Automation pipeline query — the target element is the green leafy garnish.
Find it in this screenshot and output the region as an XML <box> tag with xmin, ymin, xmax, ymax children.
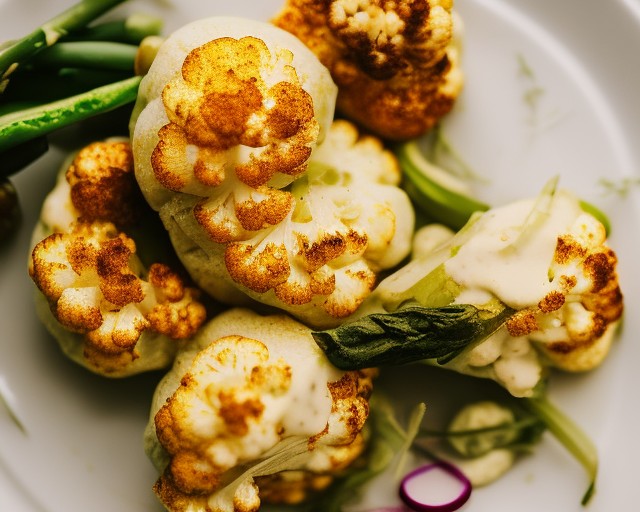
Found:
<box><xmin>312</xmin><ymin>303</ymin><xmax>515</xmax><ymax>370</ymax></box>
<box><xmin>598</xmin><ymin>176</ymin><xmax>640</xmax><ymax>198</ymax></box>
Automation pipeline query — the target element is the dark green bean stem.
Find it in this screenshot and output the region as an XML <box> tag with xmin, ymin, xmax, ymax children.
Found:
<box><xmin>29</xmin><ymin>41</ymin><xmax>138</xmax><ymax>71</ymax></box>
<box><xmin>0</xmin><ymin>75</ymin><xmax>141</xmax><ymax>162</ymax></box>
<box><xmin>0</xmin><ymin>68</ymin><xmax>131</xmax><ymax>103</ymax></box>
<box><xmin>61</xmin><ymin>13</ymin><xmax>163</xmax><ymax>44</ymax></box>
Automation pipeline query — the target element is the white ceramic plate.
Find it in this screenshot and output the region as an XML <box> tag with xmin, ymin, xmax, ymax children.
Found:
<box><xmin>1</xmin><ymin>0</ymin><xmax>639</xmax><ymax>511</ymax></box>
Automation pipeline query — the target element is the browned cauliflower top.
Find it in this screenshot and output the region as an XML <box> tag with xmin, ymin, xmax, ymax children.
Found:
<box><xmin>145</xmin><ymin>308</ymin><xmax>375</xmax><ymax>511</ymax></box>
<box><xmin>31</xmin><ymin>137</ymin><xmax>209</xmax><ymax>376</ymax></box>
<box><xmin>151</xmin><ymin>118</ymin><xmax>413</xmax><ymax>329</ymax></box>
<box><xmin>40</xmin><ymin>138</ymin><xmax>142</xmax><ymax>234</ymax></box>
<box><xmin>66</xmin><ymin>140</ymin><xmax>141</xmax><ymax>227</ymax></box>
<box><xmin>273</xmin><ymin>0</ymin><xmax>464</xmax><ymax>140</ymax></box>
<box><xmin>29</xmin><ymin>221</ymin><xmax>206</xmax><ymax>375</ymax></box>
<box><xmin>152</xmin><ymin>35</ymin><xmax>319</xmax><ymax>197</ymax></box>
<box><xmin>516</xmin><ymin>214</ymin><xmax>624</xmax><ymax>371</ymax></box>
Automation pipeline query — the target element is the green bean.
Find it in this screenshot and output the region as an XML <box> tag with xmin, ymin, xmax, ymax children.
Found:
<box><xmin>0</xmin><ymin>0</ymin><xmax>127</xmax><ymax>80</ymax></box>
<box><xmin>30</xmin><ymin>41</ymin><xmax>138</xmax><ymax>71</ymax></box>
<box><xmin>0</xmin><ymin>75</ymin><xmax>141</xmax><ymax>158</ymax></box>
<box><xmin>62</xmin><ymin>13</ymin><xmax>163</xmax><ymax>44</ymax></box>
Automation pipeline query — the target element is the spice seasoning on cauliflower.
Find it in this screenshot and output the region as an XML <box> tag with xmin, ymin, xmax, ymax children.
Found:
<box><xmin>29</xmin><ymin>139</ymin><xmax>207</xmax><ymax>377</ymax></box>
<box><xmin>130</xmin><ymin>16</ymin><xmax>414</xmax><ymax>329</ymax></box>
<box><xmin>39</xmin><ymin>138</ymin><xmax>141</xmax><ymax>235</ymax></box>
<box><xmin>129</xmin><ymin>16</ymin><xmax>337</xmax><ymax>211</ymax></box>
<box><xmin>272</xmin><ymin>0</ymin><xmax>464</xmax><ymax>140</ymax></box>
<box><xmin>144</xmin><ymin>307</ymin><xmax>375</xmax><ymax>512</ymax></box>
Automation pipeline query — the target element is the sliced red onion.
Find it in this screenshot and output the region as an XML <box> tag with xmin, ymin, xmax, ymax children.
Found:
<box><xmin>399</xmin><ymin>461</ymin><xmax>472</xmax><ymax>511</ymax></box>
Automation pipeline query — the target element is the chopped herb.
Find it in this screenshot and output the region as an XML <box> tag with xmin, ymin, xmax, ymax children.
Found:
<box><xmin>516</xmin><ymin>53</ymin><xmax>563</xmax><ymax>130</ymax></box>
<box><xmin>516</xmin><ymin>53</ymin><xmax>536</xmax><ymax>80</ymax></box>
<box><xmin>517</xmin><ymin>53</ymin><xmax>545</xmax><ymax>125</ymax></box>
<box><xmin>598</xmin><ymin>176</ymin><xmax>640</xmax><ymax>198</ymax></box>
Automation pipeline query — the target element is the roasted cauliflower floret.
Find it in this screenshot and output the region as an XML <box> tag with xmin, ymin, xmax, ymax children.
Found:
<box><xmin>130</xmin><ymin>16</ymin><xmax>337</xmax><ymax>211</ymax></box>
<box><xmin>443</xmin><ymin>209</ymin><xmax>623</xmax><ymax>395</ymax></box>
<box><xmin>29</xmin><ymin>139</ymin><xmax>207</xmax><ymax>377</ymax></box>
<box><xmin>159</xmin><ymin>119</ymin><xmax>414</xmax><ymax>328</ymax></box>
<box><xmin>40</xmin><ymin>138</ymin><xmax>141</xmax><ymax>234</ymax></box>
<box><xmin>273</xmin><ymin>0</ymin><xmax>464</xmax><ymax>140</ymax></box>
<box><xmin>29</xmin><ymin>221</ymin><xmax>206</xmax><ymax>376</ymax></box>
<box><xmin>130</xmin><ymin>16</ymin><xmax>414</xmax><ymax>329</ymax></box>
<box><xmin>521</xmin><ymin>213</ymin><xmax>623</xmax><ymax>371</ymax></box>
<box><xmin>360</xmin><ymin>187</ymin><xmax>623</xmax><ymax>397</ymax></box>
<box><xmin>144</xmin><ymin>308</ymin><xmax>375</xmax><ymax>512</ymax></box>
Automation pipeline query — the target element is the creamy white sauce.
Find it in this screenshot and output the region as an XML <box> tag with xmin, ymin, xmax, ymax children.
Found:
<box><xmin>256</xmin><ymin>317</ymin><xmax>343</xmax><ymax>438</ymax></box>
<box><xmin>445</xmin><ymin>191</ymin><xmax>582</xmax><ymax>308</ymax></box>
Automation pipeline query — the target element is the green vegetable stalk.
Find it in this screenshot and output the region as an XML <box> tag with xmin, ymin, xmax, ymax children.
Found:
<box><xmin>396</xmin><ymin>139</ymin><xmax>489</xmax><ymax>230</ymax></box>
<box><xmin>30</xmin><ymin>41</ymin><xmax>139</xmax><ymax>71</ymax></box>
<box><xmin>524</xmin><ymin>395</ymin><xmax>598</xmax><ymax>505</ymax></box>
<box><xmin>0</xmin><ymin>75</ymin><xmax>141</xmax><ymax>166</ymax></box>
<box><xmin>397</xmin><ymin>137</ymin><xmax>611</xmax><ymax>234</ymax></box>
<box><xmin>62</xmin><ymin>12</ymin><xmax>163</xmax><ymax>44</ymax></box>
<box><xmin>0</xmin><ymin>0</ymin><xmax>164</xmax><ymax>180</ymax></box>
<box><xmin>0</xmin><ymin>0</ymin><xmax>127</xmax><ymax>81</ymax></box>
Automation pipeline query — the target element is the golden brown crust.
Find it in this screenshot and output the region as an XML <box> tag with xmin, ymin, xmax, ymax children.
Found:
<box><xmin>150</xmin><ymin>328</ymin><xmax>375</xmax><ymax>511</ymax></box>
<box><xmin>152</xmin><ymin>36</ymin><xmax>319</xmax><ymax>194</ymax></box>
<box><xmin>273</xmin><ymin>0</ymin><xmax>463</xmax><ymax>140</ymax></box>
<box><xmin>66</xmin><ymin>140</ymin><xmax>140</xmax><ymax>227</ymax></box>
<box><xmin>29</xmin><ymin>221</ymin><xmax>206</xmax><ymax>368</ymax></box>
<box><xmin>530</xmin><ymin>228</ymin><xmax>623</xmax><ymax>371</ymax></box>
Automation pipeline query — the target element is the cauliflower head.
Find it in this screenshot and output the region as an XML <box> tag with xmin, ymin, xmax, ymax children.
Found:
<box><xmin>184</xmin><ymin>118</ymin><xmax>413</xmax><ymax>329</ymax></box>
<box><xmin>134</xmin><ymin>29</ymin><xmax>414</xmax><ymax>332</ymax></box>
<box><xmin>29</xmin><ymin>140</ymin><xmax>207</xmax><ymax>377</ymax></box>
<box><xmin>29</xmin><ymin>221</ymin><xmax>206</xmax><ymax>376</ymax></box>
<box><xmin>273</xmin><ymin>0</ymin><xmax>464</xmax><ymax>140</ymax></box>
<box><xmin>443</xmin><ymin>199</ymin><xmax>623</xmax><ymax>396</ymax></box>
<box><xmin>144</xmin><ymin>307</ymin><xmax>375</xmax><ymax>512</ymax></box>
<box><xmin>129</xmin><ymin>16</ymin><xmax>337</xmax><ymax>212</ymax></box>
<box><xmin>39</xmin><ymin>138</ymin><xmax>141</xmax><ymax>234</ymax></box>
<box><xmin>367</xmin><ymin>188</ymin><xmax>623</xmax><ymax>397</ymax></box>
